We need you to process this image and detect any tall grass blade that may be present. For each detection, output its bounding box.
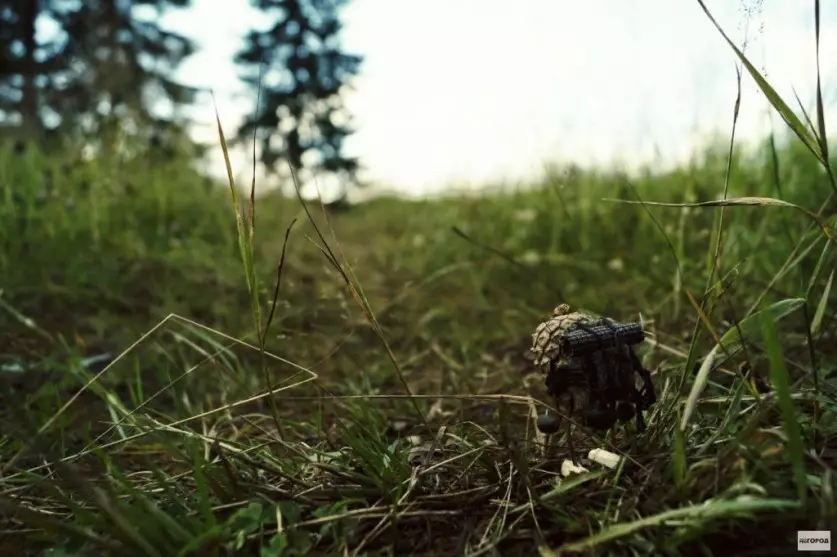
[556,497,800,553]
[263,218,298,344]
[603,197,834,241]
[694,0,823,165]
[672,412,686,488]
[792,88,819,141]
[716,298,805,351]
[681,298,804,430]
[814,0,828,163]
[285,162,429,431]
[761,306,808,504]
[211,94,261,334]
[811,269,834,337]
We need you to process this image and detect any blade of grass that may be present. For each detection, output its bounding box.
[556,497,800,553]
[695,378,746,457]
[249,62,265,251]
[814,0,827,160]
[792,88,819,142]
[761,305,808,504]
[810,269,834,336]
[672,412,686,489]
[211,93,260,334]
[806,231,832,301]
[801,301,822,445]
[689,63,742,414]
[812,0,837,201]
[511,471,604,514]
[262,217,298,345]
[694,0,825,167]
[681,298,805,430]
[602,197,834,243]
[747,230,827,317]
[765,129,795,248]
[705,60,741,294]
[286,162,430,433]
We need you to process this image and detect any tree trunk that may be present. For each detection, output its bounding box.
[20,0,41,138]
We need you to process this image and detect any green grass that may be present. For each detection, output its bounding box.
[2,133,834,556]
[3,8,837,556]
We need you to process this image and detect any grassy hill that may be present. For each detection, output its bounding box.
[1,129,835,555]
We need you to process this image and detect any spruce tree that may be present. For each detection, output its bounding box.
[54,0,198,147]
[0,0,69,140]
[235,0,362,181]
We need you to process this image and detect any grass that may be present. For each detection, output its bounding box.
[2,7,837,556]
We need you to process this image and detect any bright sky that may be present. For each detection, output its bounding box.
[162,0,837,198]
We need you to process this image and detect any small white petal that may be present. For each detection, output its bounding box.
[588,448,622,469]
[561,459,589,477]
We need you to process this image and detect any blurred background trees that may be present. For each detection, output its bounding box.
[0,0,361,189]
[54,0,199,157]
[236,0,362,175]
[1,0,70,146]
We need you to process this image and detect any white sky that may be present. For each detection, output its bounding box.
[162,0,837,198]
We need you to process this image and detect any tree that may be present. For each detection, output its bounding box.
[53,0,198,151]
[0,0,71,140]
[0,0,199,155]
[235,0,362,183]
